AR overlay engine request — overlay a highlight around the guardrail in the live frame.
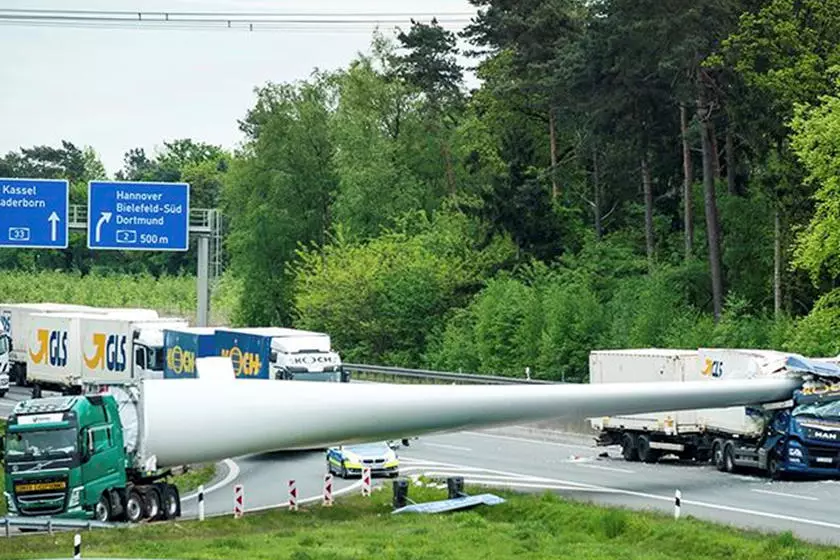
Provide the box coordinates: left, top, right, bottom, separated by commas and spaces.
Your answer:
1, 515, 115, 537
343, 364, 554, 385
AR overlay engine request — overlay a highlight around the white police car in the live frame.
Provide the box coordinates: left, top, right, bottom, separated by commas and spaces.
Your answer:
326, 441, 400, 479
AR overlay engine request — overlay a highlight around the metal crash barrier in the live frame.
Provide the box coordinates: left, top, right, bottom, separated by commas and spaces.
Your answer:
1, 515, 115, 537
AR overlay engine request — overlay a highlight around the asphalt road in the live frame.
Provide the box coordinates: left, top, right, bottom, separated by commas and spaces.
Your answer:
181, 424, 840, 547
4, 386, 840, 546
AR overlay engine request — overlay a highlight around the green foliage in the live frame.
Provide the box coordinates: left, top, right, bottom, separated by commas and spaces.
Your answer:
783, 289, 840, 357
291, 210, 515, 366
790, 92, 840, 282
0, 271, 235, 325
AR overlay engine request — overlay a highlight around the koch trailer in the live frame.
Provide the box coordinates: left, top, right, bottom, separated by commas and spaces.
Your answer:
590, 348, 840, 478
162, 327, 217, 379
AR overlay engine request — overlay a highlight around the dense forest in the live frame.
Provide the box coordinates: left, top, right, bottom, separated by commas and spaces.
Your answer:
5, 0, 840, 381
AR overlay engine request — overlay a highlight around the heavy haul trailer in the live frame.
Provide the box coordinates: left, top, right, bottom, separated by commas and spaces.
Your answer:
590, 348, 840, 478
25, 312, 188, 397
2, 367, 802, 523
0, 303, 159, 386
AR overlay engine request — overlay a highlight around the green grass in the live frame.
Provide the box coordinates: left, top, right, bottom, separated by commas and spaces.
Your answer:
173, 463, 218, 495
0, 481, 836, 559
0, 270, 235, 325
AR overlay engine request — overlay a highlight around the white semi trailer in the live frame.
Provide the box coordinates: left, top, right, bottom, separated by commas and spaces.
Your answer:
589, 348, 840, 478
26, 312, 188, 396
0, 303, 159, 387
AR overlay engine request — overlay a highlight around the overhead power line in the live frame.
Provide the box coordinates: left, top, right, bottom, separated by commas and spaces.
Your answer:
0, 8, 474, 33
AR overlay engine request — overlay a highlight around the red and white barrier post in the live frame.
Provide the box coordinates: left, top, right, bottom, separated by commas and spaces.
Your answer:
234, 484, 244, 518
289, 479, 298, 511
323, 473, 333, 506
362, 467, 372, 497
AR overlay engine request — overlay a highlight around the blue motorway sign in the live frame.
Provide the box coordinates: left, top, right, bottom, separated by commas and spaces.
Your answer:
0, 177, 68, 249
87, 181, 190, 251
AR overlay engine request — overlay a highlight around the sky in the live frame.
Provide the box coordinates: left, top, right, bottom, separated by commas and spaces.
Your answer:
0, 0, 478, 175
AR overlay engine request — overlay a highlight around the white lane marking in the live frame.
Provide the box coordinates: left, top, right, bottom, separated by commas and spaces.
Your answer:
751, 489, 819, 502
423, 442, 473, 452
181, 458, 240, 502
571, 463, 635, 474
461, 431, 598, 452
400, 455, 595, 488
403, 457, 840, 531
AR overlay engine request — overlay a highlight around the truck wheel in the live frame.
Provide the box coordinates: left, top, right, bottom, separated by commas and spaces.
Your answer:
162, 484, 180, 520
94, 493, 111, 522
143, 487, 162, 520
636, 434, 659, 463
723, 443, 737, 473
31, 384, 42, 399
621, 432, 638, 462
0, 390, 6, 398
768, 455, 782, 480
126, 490, 146, 523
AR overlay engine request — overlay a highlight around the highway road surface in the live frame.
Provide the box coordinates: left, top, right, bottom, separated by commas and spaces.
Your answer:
185, 424, 840, 546
4, 386, 840, 545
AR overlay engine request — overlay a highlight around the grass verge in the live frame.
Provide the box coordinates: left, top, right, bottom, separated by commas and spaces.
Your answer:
0, 480, 836, 559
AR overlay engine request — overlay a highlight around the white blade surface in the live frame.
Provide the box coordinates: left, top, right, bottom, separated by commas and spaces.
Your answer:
140, 376, 801, 467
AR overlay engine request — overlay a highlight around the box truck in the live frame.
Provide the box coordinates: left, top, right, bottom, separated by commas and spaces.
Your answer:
0, 327, 9, 398
25, 312, 188, 396
0, 303, 159, 386
214, 327, 345, 382
590, 348, 840, 478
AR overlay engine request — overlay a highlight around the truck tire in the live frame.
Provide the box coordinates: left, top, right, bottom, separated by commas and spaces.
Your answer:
31, 384, 42, 399
635, 434, 659, 463
162, 484, 180, 520
712, 440, 725, 471
0, 390, 6, 398
94, 493, 112, 523
126, 489, 146, 523
621, 432, 639, 462
143, 487, 162, 520
768, 455, 782, 481
723, 442, 737, 473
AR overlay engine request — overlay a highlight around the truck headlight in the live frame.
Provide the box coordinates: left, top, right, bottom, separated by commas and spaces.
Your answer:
68, 487, 83, 508
788, 447, 804, 458
4, 492, 17, 513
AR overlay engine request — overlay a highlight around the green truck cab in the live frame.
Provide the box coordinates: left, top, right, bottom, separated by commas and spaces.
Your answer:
2, 394, 179, 523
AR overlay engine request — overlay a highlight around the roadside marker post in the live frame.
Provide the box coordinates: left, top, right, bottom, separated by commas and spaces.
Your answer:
674, 489, 681, 520
289, 479, 298, 511
362, 467, 372, 497
323, 474, 334, 506
73, 533, 81, 559
234, 484, 244, 518
198, 484, 205, 521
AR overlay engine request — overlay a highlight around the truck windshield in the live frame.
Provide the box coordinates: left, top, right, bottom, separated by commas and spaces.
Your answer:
147, 348, 164, 371
5, 429, 77, 461
793, 400, 840, 420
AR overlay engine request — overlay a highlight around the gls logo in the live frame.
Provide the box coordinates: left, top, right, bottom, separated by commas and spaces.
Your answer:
29, 329, 68, 367
814, 430, 838, 440
84, 333, 127, 372
701, 358, 724, 378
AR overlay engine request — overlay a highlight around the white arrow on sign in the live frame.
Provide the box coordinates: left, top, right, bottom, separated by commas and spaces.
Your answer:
48, 211, 60, 242
95, 212, 112, 243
